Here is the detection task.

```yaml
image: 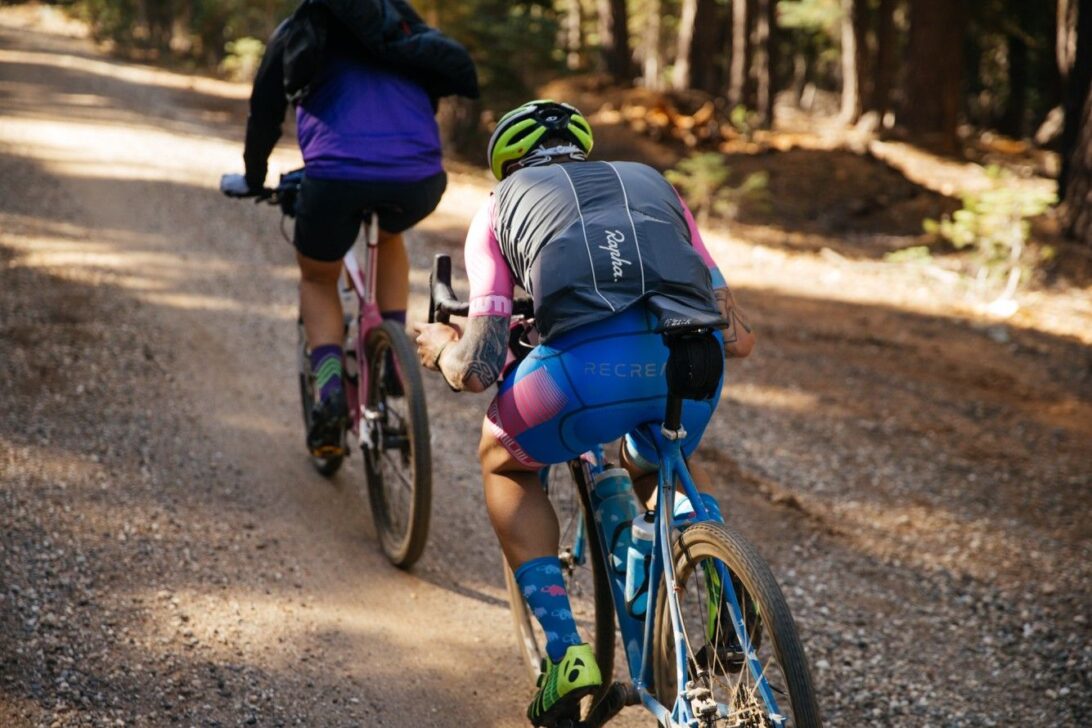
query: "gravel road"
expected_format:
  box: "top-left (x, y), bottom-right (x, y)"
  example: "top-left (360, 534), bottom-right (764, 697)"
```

top-left (2, 12), bottom-right (1090, 728)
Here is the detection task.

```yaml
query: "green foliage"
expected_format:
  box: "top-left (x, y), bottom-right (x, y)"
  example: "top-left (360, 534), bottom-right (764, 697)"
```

top-left (75, 0), bottom-right (295, 62)
top-left (220, 36), bottom-right (265, 80)
top-left (728, 105), bottom-right (761, 140)
top-left (414, 0), bottom-right (561, 108)
top-left (778, 0), bottom-right (841, 34)
top-left (923, 166), bottom-right (1056, 301)
top-left (883, 245), bottom-right (932, 264)
top-left (666, 153), bottom-right (770, 225)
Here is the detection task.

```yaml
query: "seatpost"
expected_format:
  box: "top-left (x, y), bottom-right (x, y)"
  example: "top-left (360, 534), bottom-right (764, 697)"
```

top-left (662, 394), bottom-right (686, 441)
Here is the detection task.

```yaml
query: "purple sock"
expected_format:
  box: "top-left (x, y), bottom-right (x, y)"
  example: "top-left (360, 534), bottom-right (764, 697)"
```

top-left (382, 310), bottom-right (407, 328)
top-left (310, 344), bottom-right (343, 401)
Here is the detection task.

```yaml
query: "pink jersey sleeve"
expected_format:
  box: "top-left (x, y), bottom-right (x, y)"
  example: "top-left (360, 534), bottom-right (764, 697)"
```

top-left (676, 192), bottom-right (727, 289)
top-left (465, 196), bottom-right (515, 317)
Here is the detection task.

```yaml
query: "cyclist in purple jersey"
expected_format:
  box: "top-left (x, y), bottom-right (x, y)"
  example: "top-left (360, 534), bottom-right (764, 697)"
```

top-left (222, 7), bottom-right (455, 457)
top-left (413, 100), bottom-right (755, 726)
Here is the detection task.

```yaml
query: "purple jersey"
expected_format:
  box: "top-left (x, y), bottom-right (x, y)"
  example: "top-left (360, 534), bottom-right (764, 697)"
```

top-left (296, 57), bottom-right (443, 183)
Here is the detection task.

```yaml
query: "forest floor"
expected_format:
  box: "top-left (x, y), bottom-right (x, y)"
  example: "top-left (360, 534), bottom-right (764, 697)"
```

top-left (1, 5), bottom-right (1091, 728)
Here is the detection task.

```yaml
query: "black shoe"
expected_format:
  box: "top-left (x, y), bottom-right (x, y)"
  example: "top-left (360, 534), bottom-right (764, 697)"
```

top-left (307, 388), bottom-right (348, 458)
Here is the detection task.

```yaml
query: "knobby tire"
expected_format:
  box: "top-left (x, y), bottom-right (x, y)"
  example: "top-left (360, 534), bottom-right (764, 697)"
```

top-left (653, 521), bottom-right (822, 727)
top-left (363, 321), bottom-right (431, 569)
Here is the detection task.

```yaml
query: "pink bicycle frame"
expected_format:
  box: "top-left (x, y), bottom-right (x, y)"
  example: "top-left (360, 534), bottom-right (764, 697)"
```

top-left (340, 214), bottom-right (384, 439)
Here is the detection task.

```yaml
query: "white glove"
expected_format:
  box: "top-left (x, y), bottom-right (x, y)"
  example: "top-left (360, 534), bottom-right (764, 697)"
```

top-left (219, 173), bottom-right (253, 198)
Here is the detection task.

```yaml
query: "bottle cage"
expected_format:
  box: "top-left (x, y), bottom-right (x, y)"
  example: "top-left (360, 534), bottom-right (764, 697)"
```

top-left (664, 330), bottom-right (723, 401)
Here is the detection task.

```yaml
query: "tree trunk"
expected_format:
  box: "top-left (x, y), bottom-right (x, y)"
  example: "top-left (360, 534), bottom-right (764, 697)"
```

top-left (869, 0), bottom-right (896, 116)
top-left (672, 0), bottom-right (700, 91)
top-left (564, 0), bottom-right (583, 71)
top-left (1001, 32), bottom-right (1028, 137)
top-left (689, 0), bottom-right (722, 94)
top-left (751, 0), bottom-right (775, 127)
top-left (1058, 0), bottom-right (1079, 83)
top-left (597, 0), bottom-right (632, 81)
top-left (1060, 0), bottom-right (1092, 204)
top-left (904, 0), bottom-right (967, 153)
top-left (644, 0), bottom-right (664, 89)
top-left (728, 0), bottom-right (752, 108)
top-left (839, 0), bottom-right (862, 123)
top-left (1063, 90), bottom-right (1092, 244)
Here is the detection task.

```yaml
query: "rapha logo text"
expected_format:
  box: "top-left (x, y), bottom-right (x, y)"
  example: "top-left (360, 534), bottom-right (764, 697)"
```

top-left (598, 229), bottom-right (632, 281)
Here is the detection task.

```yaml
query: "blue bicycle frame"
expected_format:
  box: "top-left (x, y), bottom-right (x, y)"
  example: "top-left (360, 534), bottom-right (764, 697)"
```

top-left (571, 426), bottom-right (786, 728)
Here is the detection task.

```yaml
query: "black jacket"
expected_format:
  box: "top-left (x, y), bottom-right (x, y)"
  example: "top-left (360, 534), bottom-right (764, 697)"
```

top-left (243, 0), bottom-right (478, 189)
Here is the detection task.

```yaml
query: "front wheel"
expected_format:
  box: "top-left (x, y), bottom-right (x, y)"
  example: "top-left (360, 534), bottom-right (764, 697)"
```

top-left (653, 521), bottom-right (821, 727)
top-left (362, 321), bottom-right (431, 569)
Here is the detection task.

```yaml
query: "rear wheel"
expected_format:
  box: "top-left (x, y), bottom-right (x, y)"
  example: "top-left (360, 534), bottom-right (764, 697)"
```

top-left (503, 460), bottom-right (616, 719)
top-left (297, 318), bottom-right (344, 477)
top-left (362, 320), bottom-right (431, 569)
top-left (653, 522), bottom-right (821, 727)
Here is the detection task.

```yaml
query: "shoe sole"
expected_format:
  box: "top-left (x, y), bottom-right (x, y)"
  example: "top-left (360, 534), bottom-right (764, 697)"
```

top-left (309, 444), bottom-right (346, 459)
top-left (530, 683), bottom-right (600, 728)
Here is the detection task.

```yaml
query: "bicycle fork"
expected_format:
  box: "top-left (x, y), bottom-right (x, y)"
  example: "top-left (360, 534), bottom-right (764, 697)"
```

top-left (637, 396), bottom-right (786, 728)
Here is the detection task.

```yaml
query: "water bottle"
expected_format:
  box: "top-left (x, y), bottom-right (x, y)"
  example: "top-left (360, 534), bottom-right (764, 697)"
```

top-left (589, 468), bottom-right (640, 575)
top-left (624, 511), bottom-right (656, 619)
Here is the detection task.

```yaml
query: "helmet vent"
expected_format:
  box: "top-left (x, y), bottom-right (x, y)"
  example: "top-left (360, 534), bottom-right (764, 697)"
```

top-left (507, 124), bottom-right (539, 145)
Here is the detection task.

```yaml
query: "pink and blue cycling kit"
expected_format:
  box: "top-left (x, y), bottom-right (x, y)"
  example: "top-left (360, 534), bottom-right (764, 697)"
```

top-left (464, 162), bottom-right (727, 468)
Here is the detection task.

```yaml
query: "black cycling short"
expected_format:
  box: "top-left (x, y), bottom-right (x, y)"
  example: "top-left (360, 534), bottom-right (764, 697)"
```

top-left (293, 171), bottom-right (447, 262)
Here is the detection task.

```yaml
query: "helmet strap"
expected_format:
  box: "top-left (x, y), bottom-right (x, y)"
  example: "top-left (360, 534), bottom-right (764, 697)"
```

top-left (507, 144), bottom-right (587, 175)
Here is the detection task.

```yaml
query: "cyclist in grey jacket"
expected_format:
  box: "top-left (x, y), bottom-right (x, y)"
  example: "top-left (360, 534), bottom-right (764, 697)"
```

top-left (413, 100), bottom-right (754, 726)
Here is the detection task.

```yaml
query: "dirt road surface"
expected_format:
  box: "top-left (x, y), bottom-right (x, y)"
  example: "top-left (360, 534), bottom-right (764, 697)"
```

top-left (2, 11), bottom-right (1090, 728)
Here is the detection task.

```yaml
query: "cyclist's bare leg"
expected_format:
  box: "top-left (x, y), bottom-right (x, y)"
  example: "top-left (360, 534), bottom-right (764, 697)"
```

top-left (479, 420), bottom-right (560, 569)
top-left (376, 230), bottom-right (409, 317)
top-left (297, 252), bottom-right (344, 348)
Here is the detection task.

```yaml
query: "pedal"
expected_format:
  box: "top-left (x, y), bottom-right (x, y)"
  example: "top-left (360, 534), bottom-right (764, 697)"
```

top-left (581, 682), bottom-right (639, 728)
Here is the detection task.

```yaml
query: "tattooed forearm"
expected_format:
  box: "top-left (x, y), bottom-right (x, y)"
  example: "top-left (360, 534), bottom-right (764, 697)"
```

top-left (440, 315), bottom-right (510, 393)
top-left (714, 286), bottom-right (756, 359)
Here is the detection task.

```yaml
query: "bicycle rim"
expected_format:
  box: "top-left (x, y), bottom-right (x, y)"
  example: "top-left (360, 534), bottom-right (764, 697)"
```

top-left (362, 321), bottom-right (431, 568)
top-left (653, 522), bottom-right (822, 728)
top-left (503, 461), bottom-right (615, 717)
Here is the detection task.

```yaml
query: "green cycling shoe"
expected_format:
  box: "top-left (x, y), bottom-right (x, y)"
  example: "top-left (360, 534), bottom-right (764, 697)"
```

top-left (527, 643), bottom-right (603, 727)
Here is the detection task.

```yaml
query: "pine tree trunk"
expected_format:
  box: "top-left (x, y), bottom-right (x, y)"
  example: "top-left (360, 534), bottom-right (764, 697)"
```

top-left (1063, 90), bottom-right (1092, 244)
top-left (869, 0), bottom-right (896, 116)
top-left (904, 0), bottom-right (967, 153)
top-left (672, 0), bottom-right (700, 91)
top-left (751, 0), bottom-right (775, 127)
top-left (839, 0), bottom-right (861, 123)
top-left (1060, 0), bottom-right (1092, 199)
top-left (644, 0), bottom-right (664, 89)
top-left (1001, 32), bottom-right (1028, 137)
top-left (565, 0), bottom-right (583, 70)
top-left (728, 0), bottom-right (751, 108)
top-left (690, 0), bottom-right (722, 94)
top-left (597, 0), bottom-right (632, 81)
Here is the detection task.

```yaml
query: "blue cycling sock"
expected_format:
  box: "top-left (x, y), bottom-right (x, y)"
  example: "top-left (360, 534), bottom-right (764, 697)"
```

top-left (310, 344), bottom-right (343, 402)
top-left (514, 555), bottom-right (582, 663)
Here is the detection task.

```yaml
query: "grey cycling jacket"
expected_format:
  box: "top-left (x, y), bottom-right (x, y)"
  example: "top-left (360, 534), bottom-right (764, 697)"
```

top-left (491, 161), bottom-right (722, 341)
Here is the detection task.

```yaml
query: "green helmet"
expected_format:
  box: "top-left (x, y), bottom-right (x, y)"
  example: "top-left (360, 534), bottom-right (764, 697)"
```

top-left (486, 99), bottom-right (594, 181)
